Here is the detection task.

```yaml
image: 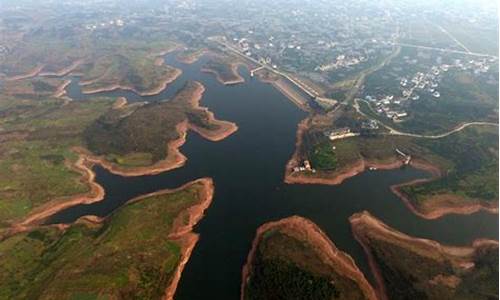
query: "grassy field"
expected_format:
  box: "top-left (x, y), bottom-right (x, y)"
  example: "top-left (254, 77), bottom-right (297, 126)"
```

top-left (0, 180), bottom-right (208, 299)
top-left (351, 212), bottom-right (498, 300)
top-left (0, 91), bottom-right (113, 228)
top-left (309, 142), bottom-right (338, 170)
top-left (401, 126), bottom-right (499, 208)
top-left (78, 43), bottom-right (179, 94)
top-left (0, 77), bottom-right (63, 98)
top-left (85, 81), bottom-right (221, 167)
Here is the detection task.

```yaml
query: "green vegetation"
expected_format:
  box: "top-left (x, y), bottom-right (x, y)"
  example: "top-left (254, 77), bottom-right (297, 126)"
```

top-left (1, 77), bottom-right (63, 99)
top-left (244, 221), bottom-right (372, 300)
top-left (246, 253), bottom-right (340, 300)
top-left (79, 46), bottom-right (178, 94)
top-left (302, 115), bottom-right (498, 208)
top-left (310, 142), bottom-right (337, 170)
top-left (0, 93), bottom-right (113, 228)
top-left (352, 213), bottom-right (499, 300)
top-left (0, 180), bottom-right (208, 299)
top-left (402, 126), bottom-right (499, 206)
top-left (85, 81), bottom-right (220, 167)
top-left (202, 57), bottom-right (241, 83)
top-left (0, 25), bottom-right (88, 77)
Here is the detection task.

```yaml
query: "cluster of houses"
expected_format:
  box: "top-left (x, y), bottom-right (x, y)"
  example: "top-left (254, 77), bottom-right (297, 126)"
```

top-left (364, 95), bottom-right (409, 122)
top-left (362, 54), bottom-right (497, 123)
top-left (292, 159), bottom-right (316, 173)
top-left (324, 127), bottom-right (359, 141)
top-left (85, 19), bottom-right (125, 31)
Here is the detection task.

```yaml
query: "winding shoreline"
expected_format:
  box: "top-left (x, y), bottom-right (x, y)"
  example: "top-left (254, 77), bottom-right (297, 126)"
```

top-left (80, 67), bottom-right (183, 96)
top-left (201, 62), bottom-right (246, 86)
top-left (284, 118), bottom-right (498, 219)
top-left (4, 155), bottom-right (106, 239)
top-left (114, 177), bottom-right (214, 300)
top-left (39, 59), bottom-right (85, 77)
top-left (53, 79), bottom-right (72, 98)
top-left (75, 81), bottom-right (238, 177)
top-left (3, 64), bottom-right (45, 81)
top-left (163, 178), bottom-right (214, 300)
top-left (176, 49), bottom-right (208, 64)
top-left (4, 81), bottom-right (236, 235)
top-left (349, 211), bottom-right (499, 300)
top-left (240, 216), bottom-right (378, 300)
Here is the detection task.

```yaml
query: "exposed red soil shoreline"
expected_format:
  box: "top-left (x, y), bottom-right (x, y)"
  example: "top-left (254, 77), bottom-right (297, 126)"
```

top-left (241, 216), bottom-right (378, 300)
top-left (176, 49), bottom-right (208, 64)
top-left (53, 79), bottom-right (72, 98)
top-left (80, 67), bottom-right (182, 96)
top-left (391, 178), bottom-right (499, 219)
top-left (349, 211), bottom-right (499, 300)
top-left (3, 64), bottom-right (45, 81)
top-left (3, 81), bottom-right (234, 236)
top-left (39, 59), bottom-right (85, 77)
top-left (73, 82), bottom-right (237, 177)
top-left (186, 82), bottom-right (239, 141)
top-left (284, 118), bottom-right (498, 219)
top-left (78, 46), bottom-right (182, 95)
top-left (20, 178), bottom-right (213, 300)
top-left (99, 177), bottom-right (214, 300)
top-left (163, 178), bottom-right (214, 300)
top-left (201, 63), bottom-right (245, 85)
top-left (72, 121), bottom-right (190, 177)
top-left (3, 155), bottom-right (105, 240)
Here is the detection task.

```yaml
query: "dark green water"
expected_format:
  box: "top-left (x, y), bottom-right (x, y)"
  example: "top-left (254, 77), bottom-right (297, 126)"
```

top-left (49, 52), bottom-right (498, 299)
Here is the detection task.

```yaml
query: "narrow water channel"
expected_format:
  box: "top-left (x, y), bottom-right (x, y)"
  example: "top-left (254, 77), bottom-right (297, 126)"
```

top-left (48, 51), bottom-right (498, 300)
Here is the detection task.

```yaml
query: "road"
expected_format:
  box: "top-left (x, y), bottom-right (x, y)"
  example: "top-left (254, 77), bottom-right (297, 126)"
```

top-left (353, 98), bottom-right (498, 139)
top-left (393, 42), bottom-right (498, 59)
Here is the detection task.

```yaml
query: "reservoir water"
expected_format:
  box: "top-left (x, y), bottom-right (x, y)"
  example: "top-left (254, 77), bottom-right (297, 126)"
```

top-left (49, 52), bottom-right (498, 299)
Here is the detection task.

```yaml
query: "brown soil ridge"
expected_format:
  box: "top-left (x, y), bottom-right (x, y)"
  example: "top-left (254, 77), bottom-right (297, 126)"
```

top-left (186, 82), bottom-right (239, 141)
top-left (53, 79), bottom-right (72, 98)
top-left (87, 177), bottom-right (214, 300)
top-left (176, 49), bottom-right (207, 64)
top-left (241, 215), bottom-right (378, 300)
top-left (80, 67), bottom-right (182, 96)
top-left (162, 178), bottom-right (214, 300)
top-left (349, 211), bottom-right (499, 300)
top-left (35, 178), bottom-right (213, 300)
top-left (3, 64), bottom-right (45, 81)
top-left (39, 59), bottom-right (85, 77)
top-left (79, 46), bottom-right (182, 95)
top-left (3, 155), bottom-right (105, 240)
top-left (390, 172), bottom-right (499, 220)
top-left (201, 63), bottom-right (245, 85)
